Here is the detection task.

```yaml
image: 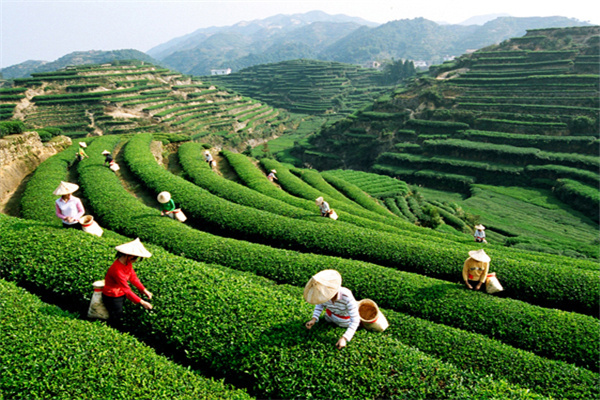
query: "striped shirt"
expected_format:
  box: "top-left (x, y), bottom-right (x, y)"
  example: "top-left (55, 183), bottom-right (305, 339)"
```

top-left (312, 287), bottom-right (360, 341)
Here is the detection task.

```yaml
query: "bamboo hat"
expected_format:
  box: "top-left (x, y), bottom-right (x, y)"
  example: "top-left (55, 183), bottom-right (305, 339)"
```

top-left (468, 249), bottom-right (491, 263)
top-left (102, 150), bottom-right (110, 155)
top-left (157, 191), bottom-right (171, 204)
top-left (303, 269), bottom-right (342, 305)
top-left (271, 169), bottom-right (277, 173)
top-left (53, 181), bottom-right (79, 196)
top-left (475, 224), bottom-right (486, 230)
top-left (115, 238), bottom-right (152, 258)
top-left (79, 142), bottom-right (87, 148)
top-left (315, 196), bottom-right (324, 206)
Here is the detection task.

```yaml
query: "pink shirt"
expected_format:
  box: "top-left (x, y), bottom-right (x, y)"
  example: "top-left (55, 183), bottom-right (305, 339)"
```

top-left (55, 196), bottom-right (84, 224)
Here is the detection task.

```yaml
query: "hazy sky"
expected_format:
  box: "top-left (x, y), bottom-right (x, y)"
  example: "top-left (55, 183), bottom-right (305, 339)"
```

top-left (1, 0), bottom-right (598, 69)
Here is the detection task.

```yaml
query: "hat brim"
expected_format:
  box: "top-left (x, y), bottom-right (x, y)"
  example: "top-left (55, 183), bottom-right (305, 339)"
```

top-left (53, 181), bottom-right (79, 195)
top-left (468, 250), bottom-right (491, 263)
top-left (303, 270), bottom-right (341, 304)
top-left (115, 238), bottom-right (152, 258)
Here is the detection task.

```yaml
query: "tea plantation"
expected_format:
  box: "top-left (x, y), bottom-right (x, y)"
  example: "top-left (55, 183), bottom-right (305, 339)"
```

top-left (1, 25), bottom-right (599, 399)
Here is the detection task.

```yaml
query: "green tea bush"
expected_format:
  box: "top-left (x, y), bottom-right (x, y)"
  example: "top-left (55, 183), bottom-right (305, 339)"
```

top-left (0, 279), bottom-right (251, 400)
top-left (0, 215), bottom-right (554, 399)
top-left (64, 136), bottom-right (600, 370)
top-left (0, 120), bottom-right (25, 138)
top-left (20, 141), bottom-right (85, 224)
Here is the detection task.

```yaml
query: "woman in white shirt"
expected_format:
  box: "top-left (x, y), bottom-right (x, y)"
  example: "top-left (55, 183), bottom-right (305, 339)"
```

top-left (54, 181), bottom-right (85, 230)
top-left (315, 196), bottom-right (331, 217)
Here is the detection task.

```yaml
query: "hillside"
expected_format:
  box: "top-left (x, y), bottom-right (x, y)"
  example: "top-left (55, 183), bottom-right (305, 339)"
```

top-left (205, 59), bottom-right (396, 115)
top-left (0, 49), bottom-right (162, 80)
top-left (0, 61), bottom-right (290, 149)
top-left (0, 128), bottom-right (598, 397)
top-left (0, 23), bottom-right (598, 399)
top-left (150, 14), bottom-right (590, 75)
top-left (292, 26), bottom-right (599, 224)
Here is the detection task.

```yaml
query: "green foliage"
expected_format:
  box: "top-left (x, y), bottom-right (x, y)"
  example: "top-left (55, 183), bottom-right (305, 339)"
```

top-left (554, 179), bottom-right (600, 222)
top-left (0, 120), bottom-right (25, 138)
top-left (207, 59), bottom-right (391, 115)
top-left (1, 215), bottom-right (574, 399)
top-left (0, 279), bottom-right (251, 400)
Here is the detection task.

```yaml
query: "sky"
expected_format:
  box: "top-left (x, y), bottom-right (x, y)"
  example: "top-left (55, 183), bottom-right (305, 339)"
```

top-left (1, 0), bottom-right (598, 69)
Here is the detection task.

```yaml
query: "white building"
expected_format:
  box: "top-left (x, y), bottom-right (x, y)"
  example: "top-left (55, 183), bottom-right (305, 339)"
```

top-left (211, 68), bottom-right (232, 75)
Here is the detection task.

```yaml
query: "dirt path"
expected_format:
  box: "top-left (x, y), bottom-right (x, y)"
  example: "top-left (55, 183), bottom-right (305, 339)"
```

top-left (112, 141), bottom-right (161, 210)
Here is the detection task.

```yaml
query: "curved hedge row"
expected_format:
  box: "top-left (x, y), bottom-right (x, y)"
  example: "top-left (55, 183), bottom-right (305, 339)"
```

top-left (262, 158), bottom-right (423, 231)
top-left (177, 142), bottom-right (318, 221)
top-left (122, 134), bottom-right (599, 316)
top-left (319, 170), bottom-right (395, 217)
top-left (0, 216), bottom-right (552, 399)
top-left (554, 178), bottom-right (600, 222)
top-left (0, 278), bottom-right (251, 400)
top-left (19, 140), bottom-right (89, 224)
top-left (64, 135), bottom-right (600, 371)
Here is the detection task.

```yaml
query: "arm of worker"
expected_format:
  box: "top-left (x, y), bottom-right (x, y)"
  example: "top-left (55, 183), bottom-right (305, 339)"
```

top-left (462, 259), bottom-right (472, 289)
top-left (306, 303), bottom-right (325, 329)
top-left (74, 197), bottom-right (85, 220)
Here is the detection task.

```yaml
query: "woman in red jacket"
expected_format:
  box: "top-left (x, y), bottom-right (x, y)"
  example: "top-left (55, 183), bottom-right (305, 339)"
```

top-left (102, 238), bottom-right (153, 327)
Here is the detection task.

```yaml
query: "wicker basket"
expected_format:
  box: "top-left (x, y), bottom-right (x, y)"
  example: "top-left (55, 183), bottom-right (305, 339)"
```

top-left (358, 299), bottom-right (389, 332)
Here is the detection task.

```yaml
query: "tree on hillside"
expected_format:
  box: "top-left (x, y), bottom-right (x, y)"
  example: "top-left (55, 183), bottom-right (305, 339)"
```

top-left (381, 59), bottom-right (416, 84)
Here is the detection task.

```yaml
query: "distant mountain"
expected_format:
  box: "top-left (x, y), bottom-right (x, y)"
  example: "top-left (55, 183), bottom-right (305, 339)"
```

top-left (0, 60), bottom-right (48, 80)
top-left (147, 10), bottom-right (378, 60)
top-left (320, 16), bottom-right (591, 66)
top-left (458, 13), bottom-right (511, 25)
top-left (151, 12), bottom-right (590, 75)
top-left (0, 49), bottom-right (161, 79)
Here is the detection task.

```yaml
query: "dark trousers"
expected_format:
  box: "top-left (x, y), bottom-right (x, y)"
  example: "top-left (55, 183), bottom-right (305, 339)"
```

top-left (468, 280), bottom-right (485, 290)
top-left (62, 222), bottom-right (82, 230)
top-left (102, 294), bottom-right (125, 327)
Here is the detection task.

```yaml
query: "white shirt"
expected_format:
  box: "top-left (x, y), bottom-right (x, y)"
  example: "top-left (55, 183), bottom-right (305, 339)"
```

top-left (319, 201), bottom-right (330, 214)
top-left (312, 287), bottom-right (360, 341)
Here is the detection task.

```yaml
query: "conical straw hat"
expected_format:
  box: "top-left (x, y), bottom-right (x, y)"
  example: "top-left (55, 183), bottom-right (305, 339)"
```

top-left (468, 249), bottom-right (490, 263)
top-left (53, 181), bottom-right (79, 195)
top-left (102, 150), bottom-right (110, 155)
top-left (271, 169), bottom-right (277, 173)
top-left (157, 191), bottom-right (171, 203)
top-left (79, 142), bottom-right (87, 148)
top-left (115, 238), bottom-right (152, 258)
top-left (475, 224), bottom-right (485, 230)
top-left (315, 196), bottom-right (324, 206)
top-left (303, 269), bottom-right (342, 304)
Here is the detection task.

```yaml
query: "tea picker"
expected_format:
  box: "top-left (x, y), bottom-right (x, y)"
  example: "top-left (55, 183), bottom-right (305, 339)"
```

top-left (101, 238), bottom-right (154, 328)
top-left (53, 181), bottom-right (85, 230)
top-left (204, 150), bottom-right (216, 169)
top-left (268, 169), bottom-right (278, 182)
top-left (315, 196), bottom-right (338, 220)
top-left (76, 142), bottom-right (89, 162)
top-left (304, 269), bottom-right (360, 349)
top-left (462, 249), bottom-right (490, 291)
top-left (157, 191), bottom-right (187, 222)
top-left (102, 150), bottom-right (120, 172)
top-left (474, 224), bottom-right (487, 243)
top-left (462, 249), bottom-right (504, 294)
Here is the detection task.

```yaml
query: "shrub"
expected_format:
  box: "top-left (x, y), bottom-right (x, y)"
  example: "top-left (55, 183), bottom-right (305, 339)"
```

top-left (0, 215), bottom-right (555, 399)
top-left (0, 279), bottom-right (251, 399)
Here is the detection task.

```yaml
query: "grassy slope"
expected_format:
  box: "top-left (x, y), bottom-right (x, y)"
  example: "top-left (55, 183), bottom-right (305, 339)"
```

top-left (417, 185), bottom-right (599, 259)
